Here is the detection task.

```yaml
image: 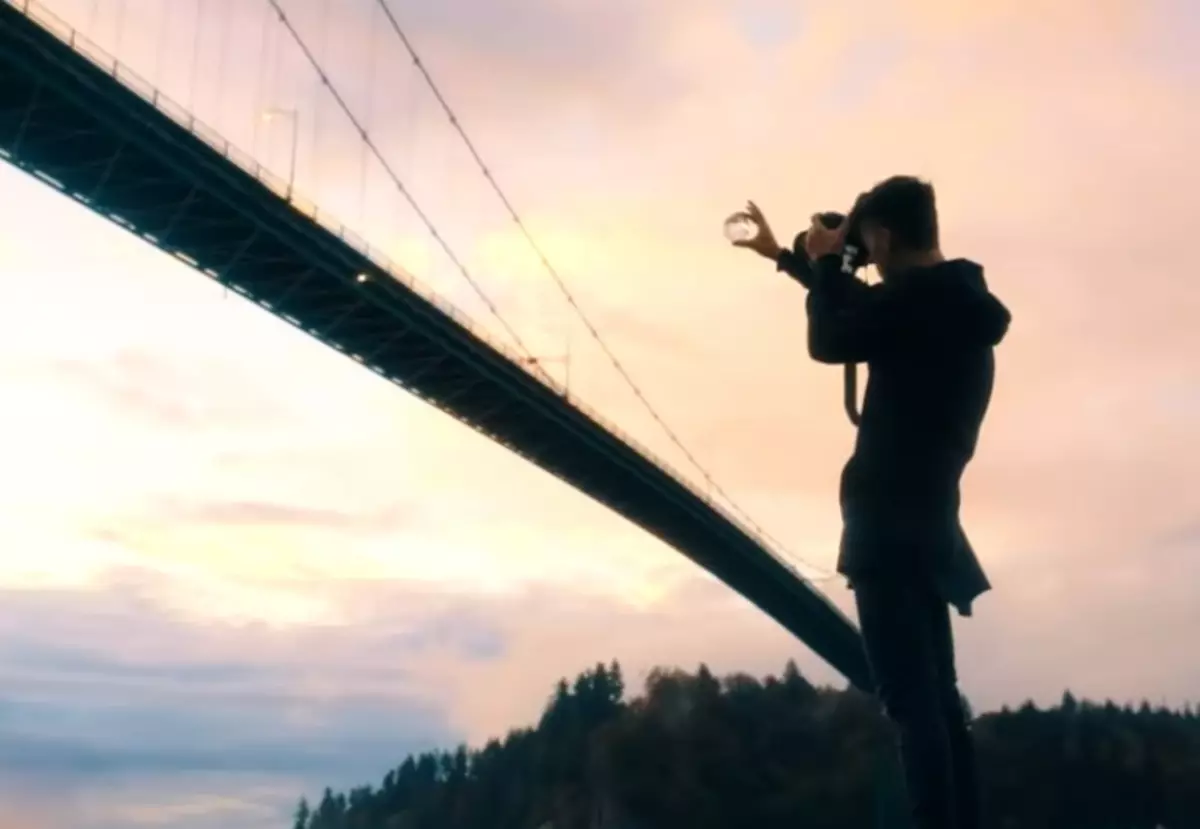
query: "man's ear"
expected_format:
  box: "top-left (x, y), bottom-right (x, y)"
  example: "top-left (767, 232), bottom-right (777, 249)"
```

top-left (876, 227), bottom-right (892, 256)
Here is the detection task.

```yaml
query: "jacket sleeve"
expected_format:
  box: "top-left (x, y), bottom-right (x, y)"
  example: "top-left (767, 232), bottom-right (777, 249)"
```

top-left (774, 247), bottom-right (815, 288)
top-left (804, 255), bottom-right (901, 364)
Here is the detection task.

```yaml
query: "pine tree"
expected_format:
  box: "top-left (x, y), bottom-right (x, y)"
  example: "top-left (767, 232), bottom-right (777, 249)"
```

top-left (292, 797), bottom-right (310, 829)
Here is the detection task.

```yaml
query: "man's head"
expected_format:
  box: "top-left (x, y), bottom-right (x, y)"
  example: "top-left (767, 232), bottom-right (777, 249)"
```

top-left (849, 175), bottom-right (941, 277)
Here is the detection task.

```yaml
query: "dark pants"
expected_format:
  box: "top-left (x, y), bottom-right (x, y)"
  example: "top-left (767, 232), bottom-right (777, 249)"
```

top-left (854, 579), bottom-right (981, 829)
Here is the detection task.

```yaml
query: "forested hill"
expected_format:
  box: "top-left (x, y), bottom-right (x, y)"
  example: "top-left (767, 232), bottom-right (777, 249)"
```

top-left (292, 660), bottom-right (1200, 829)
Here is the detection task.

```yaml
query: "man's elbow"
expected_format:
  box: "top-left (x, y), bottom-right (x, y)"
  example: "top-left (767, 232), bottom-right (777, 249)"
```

top-left (807, 337), bottom-right (847, 365)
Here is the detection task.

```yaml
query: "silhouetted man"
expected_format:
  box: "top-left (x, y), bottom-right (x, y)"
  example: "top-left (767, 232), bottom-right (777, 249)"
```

top-left (733, 176), bottom-right (1011, 829)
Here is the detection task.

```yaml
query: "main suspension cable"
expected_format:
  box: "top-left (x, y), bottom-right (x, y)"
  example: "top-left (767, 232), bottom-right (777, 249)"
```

top-left (262, 0), bottom-right (548, 380)
top-left (367, 0), bottom-right (833, 578)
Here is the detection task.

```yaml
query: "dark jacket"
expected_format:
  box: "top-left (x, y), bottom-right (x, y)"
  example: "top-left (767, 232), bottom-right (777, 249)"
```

top-left (776, 247), bottom-right (1011, 616)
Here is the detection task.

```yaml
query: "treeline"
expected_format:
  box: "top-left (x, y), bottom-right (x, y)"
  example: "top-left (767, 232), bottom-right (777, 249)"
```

top-left (293, 660), bottom-right (1200, 829)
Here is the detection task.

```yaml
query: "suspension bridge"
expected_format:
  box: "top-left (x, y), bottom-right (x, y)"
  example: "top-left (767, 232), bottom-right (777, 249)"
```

top-left (0, 0), bottom-right (870, 688)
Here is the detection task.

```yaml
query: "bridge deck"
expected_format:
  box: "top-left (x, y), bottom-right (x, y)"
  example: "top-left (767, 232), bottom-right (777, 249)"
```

top-left (0, 0), bottom-right (869, 689)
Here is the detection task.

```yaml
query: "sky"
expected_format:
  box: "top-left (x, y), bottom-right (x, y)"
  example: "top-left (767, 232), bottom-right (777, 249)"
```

top-left (0, 0), bottom-right (1198, 826)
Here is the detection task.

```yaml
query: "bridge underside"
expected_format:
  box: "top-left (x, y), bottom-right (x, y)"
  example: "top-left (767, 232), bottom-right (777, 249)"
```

top-left (0, 1), bottom-right (870, 689)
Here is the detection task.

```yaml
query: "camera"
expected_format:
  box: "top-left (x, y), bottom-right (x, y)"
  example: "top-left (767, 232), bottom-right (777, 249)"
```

top-left (793, 211), bottom-right (869, 271)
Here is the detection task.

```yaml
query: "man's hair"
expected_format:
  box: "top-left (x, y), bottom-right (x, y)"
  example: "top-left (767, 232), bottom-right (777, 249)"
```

top-left (851, 175), bottom-right (938, 252)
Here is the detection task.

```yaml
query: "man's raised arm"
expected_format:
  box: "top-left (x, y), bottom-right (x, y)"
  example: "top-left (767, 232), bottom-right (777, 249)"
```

top-left (729, 202), bottom-right (899, 364)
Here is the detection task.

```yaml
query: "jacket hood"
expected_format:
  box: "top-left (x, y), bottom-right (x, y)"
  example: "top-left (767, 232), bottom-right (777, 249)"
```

top-left (903, 258), bottom-right (1010, 348)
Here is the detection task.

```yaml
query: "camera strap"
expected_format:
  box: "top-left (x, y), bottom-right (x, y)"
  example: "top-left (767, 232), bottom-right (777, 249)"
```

top-left (840, 242), bottom-right (864, 427)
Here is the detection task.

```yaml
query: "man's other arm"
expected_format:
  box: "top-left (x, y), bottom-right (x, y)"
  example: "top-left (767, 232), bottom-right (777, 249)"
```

top-left (773, 245), bottom-right (889, 364)
top-left (803, 254), bottom-right (898, 364)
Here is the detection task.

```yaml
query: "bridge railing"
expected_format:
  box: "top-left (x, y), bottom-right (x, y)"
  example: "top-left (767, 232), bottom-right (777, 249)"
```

top-left (6, 0), bottom-right (841, 607)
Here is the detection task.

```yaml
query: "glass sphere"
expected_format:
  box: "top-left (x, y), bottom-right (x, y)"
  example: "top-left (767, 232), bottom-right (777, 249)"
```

top-left (723, 213), bottom-right (758, 243)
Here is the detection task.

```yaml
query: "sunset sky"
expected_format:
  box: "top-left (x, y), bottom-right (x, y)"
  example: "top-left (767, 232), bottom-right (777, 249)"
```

top-left (1, 0), bottom-right (1198, 826)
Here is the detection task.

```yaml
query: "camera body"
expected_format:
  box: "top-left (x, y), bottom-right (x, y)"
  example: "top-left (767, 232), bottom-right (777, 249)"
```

top-left (793, 211), bottom-right (869, 271)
